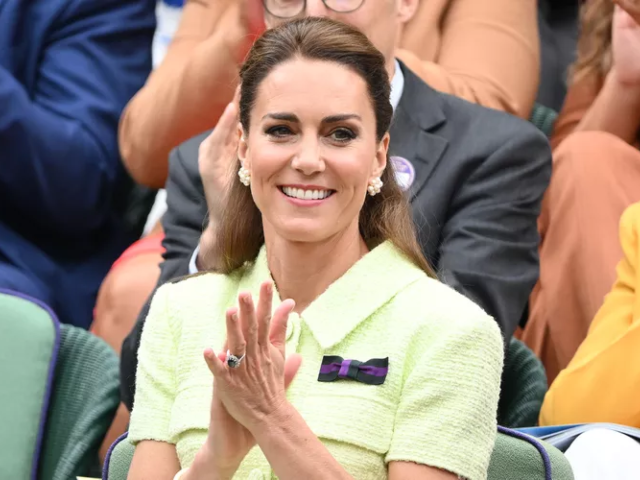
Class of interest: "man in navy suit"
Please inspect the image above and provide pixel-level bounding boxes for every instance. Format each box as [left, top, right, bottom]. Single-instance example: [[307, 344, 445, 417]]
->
[[0, 0, 156, 328]]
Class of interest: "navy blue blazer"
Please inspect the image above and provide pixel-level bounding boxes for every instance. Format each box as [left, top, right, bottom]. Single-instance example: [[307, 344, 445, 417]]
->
[[0, 0, 155, 327]]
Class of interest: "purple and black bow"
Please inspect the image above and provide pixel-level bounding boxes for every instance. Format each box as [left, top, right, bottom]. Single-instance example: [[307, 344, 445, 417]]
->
[[317, 355, 389, 385]]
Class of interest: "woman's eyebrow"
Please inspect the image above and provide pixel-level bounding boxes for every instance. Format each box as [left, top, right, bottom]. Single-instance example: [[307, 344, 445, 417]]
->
[[261, 113, 362, 124], [262, 112, 299, 122], [323, 114, 361, 124]]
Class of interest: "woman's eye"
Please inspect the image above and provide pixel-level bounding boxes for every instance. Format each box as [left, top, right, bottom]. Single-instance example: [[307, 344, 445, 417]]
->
[[266, 126, 292, 137], [330, 128, 356, 143]]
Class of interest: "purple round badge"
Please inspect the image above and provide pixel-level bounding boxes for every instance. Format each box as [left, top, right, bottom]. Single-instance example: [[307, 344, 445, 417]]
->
[[390, 156, 415, 192]]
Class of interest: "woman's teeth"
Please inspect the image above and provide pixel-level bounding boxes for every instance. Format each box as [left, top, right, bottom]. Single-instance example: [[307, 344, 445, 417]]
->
[[282, 187, 332, 200]]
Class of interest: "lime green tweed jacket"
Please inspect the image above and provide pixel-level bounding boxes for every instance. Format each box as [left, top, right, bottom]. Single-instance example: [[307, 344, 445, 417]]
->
[[129, 241, 504, 480]]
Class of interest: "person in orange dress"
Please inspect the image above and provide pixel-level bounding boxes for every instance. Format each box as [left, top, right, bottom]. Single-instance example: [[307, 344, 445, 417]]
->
[[523, 0, 640, 383]]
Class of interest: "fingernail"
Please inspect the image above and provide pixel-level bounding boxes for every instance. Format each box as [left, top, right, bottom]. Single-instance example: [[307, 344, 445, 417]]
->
[[232, 312, 238, 321]]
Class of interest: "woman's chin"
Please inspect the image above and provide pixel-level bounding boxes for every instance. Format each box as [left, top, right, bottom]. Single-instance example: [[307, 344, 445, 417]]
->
[[276, 230, 327, 244], [271, 222, 336, 244]]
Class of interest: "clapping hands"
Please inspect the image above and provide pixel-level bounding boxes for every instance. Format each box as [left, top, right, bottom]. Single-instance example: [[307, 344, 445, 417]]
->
[[201, 282, 302, 475]]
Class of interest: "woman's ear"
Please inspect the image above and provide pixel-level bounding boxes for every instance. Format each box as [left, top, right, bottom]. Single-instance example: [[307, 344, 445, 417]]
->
[[237, 125, 250, 169], [373, 132, 390, 178]]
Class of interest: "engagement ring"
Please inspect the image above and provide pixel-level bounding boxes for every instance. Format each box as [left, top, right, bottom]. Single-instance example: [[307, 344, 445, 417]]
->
[[226, 350, 245, 369]]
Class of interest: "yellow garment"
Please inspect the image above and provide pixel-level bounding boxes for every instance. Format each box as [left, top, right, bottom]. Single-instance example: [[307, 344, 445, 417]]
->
[[540, 202, 640, 427], [129, 241, 503, 480]]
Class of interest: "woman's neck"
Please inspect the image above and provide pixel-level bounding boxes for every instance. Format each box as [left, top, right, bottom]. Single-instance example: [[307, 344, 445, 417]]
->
[[264, 225, 368, 313]]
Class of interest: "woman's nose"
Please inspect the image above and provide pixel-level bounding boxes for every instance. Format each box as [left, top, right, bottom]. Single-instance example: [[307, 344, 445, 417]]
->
[[291, 139, 325, 175]]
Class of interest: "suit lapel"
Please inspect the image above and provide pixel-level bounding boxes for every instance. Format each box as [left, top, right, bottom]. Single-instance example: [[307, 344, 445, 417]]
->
[[389, 63, 449, 200]]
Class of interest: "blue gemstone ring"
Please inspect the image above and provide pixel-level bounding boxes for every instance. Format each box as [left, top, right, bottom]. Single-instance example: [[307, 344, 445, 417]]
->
[[226, 350, 246, 369]]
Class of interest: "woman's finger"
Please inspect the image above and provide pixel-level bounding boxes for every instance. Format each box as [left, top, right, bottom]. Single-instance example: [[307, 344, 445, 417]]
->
[[256, 281, 273, 349], [225, 307, 246, 364], [269, 299, 296, 356], [203, 347, 227, 378], [238, 292, 259, 356]]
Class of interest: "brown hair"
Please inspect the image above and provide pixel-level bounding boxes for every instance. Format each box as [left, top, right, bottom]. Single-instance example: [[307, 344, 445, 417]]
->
[[207, 17, 435, 278], [571, 0, 614, 84]]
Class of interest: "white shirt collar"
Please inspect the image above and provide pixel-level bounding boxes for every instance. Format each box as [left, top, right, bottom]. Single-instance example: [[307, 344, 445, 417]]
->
[[390, 59, 404, 112]]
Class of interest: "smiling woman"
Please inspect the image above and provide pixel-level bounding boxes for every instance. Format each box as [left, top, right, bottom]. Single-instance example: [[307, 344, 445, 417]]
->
[[127, 17, 503, 480], [213, 16, 432, 277]]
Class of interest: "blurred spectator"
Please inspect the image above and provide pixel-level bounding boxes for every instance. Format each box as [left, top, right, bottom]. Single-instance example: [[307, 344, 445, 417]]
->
[[91, 2, 180, 458], [91, 221, 165, 354], [540, 202, 640, 428], [522, 0, 640, 383], [91, 0, 184, 353], [0, 0, 155, 328], [152, 0, 185, 70], [119, 0, 541, 189]]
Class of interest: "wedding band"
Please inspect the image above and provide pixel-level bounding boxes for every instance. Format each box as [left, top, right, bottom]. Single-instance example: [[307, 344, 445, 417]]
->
[[226, 349, 246, 369]]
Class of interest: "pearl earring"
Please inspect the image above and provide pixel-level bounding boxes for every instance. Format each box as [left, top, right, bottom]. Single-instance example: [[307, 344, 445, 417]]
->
[[238, 166, 251, 186], [367, 177, 383, 196]]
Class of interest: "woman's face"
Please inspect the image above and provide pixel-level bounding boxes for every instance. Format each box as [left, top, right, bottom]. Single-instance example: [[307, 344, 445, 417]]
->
[[238, 58, 389, 244]]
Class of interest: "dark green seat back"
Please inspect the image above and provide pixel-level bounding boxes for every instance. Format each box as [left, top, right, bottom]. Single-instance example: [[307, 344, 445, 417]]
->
[[40, 324, 120, 480], [529, 103, 558, 138], [499, 338, 548, 428], [0, 289, 60, 480]]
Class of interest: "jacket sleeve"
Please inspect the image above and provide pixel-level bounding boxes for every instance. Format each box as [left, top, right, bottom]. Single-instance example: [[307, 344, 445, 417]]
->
[[437, 120, 552, 341], [0, 0, 155, 235], [387, 316, 503, 480], [540, 203, 640, 426], [121, 142, 207, 410], [118, 0, 239, 188], [397, 0, 539, 119]]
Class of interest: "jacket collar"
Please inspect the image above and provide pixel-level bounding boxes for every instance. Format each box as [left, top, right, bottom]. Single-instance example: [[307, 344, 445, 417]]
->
[[237, 241, 426, 350]]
